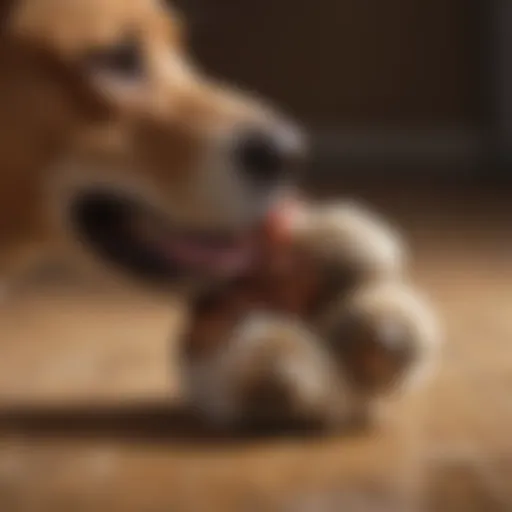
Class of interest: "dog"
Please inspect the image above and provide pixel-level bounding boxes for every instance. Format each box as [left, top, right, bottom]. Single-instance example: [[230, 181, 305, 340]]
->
[[0, 0, 304, 289], [180, 198, 440, 430]]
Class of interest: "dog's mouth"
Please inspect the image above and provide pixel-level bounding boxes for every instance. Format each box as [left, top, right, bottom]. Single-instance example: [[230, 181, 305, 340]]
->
[[69, 190, 256, 284]]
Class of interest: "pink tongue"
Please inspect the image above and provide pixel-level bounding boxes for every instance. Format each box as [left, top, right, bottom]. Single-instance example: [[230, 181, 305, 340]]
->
[[165, 240, 252, 274]]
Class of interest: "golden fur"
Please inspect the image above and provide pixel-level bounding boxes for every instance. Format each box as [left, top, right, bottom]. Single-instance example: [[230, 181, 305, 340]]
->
[[0, 0, 300, 282]]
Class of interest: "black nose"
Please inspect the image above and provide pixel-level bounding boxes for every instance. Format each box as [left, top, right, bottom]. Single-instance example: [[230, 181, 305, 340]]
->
[[234, 128, 303, 184]]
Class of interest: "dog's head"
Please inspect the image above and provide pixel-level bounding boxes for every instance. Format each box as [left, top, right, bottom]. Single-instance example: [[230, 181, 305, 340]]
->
[[1, 0, 304, 285]]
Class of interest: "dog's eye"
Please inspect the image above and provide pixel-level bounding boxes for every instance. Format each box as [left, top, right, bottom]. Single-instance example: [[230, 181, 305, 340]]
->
[[83, 39, 143, 79]]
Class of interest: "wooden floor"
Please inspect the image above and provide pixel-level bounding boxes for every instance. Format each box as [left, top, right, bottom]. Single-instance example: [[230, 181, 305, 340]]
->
[[0, 184, 511, 512]]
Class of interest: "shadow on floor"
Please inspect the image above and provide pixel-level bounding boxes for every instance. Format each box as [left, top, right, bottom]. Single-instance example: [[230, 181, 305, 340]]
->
[[0, 402, 369, 447]]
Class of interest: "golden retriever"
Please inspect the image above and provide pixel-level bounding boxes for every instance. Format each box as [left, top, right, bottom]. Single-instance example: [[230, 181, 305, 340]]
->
[[0, 0, 303, 288]]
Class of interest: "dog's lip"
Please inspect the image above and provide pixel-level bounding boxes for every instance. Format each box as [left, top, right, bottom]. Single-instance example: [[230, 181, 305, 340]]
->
[[69, 189, 259, 281], [130, 215, 255, 275]]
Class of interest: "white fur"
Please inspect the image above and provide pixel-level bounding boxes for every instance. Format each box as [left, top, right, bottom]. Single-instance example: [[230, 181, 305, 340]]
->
[[351, 280, 442, 394], [290, 200, 407, 280], [183, 312, 349, 427]]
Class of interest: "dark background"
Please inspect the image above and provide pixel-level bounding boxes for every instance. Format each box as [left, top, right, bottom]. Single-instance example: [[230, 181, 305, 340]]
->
[[174, 0, 507, 180]]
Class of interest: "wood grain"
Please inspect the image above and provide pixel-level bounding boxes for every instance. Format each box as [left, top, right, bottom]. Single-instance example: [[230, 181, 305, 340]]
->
[[0, 185, 510, 511]]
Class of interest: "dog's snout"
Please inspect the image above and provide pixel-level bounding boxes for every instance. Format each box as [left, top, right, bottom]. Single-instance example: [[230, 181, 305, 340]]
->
[[234, 126, 304, 185]]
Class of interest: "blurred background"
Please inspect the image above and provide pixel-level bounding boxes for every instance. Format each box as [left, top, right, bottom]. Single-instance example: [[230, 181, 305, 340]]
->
[[177, 0, 494, 180], [0, 1, 512, 511]]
